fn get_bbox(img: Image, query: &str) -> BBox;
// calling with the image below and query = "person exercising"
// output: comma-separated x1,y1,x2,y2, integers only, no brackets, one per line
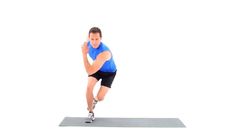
81,27,117,123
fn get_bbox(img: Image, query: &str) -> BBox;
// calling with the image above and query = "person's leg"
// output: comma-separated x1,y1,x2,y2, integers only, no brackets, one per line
95,71,116,102
95,86,110,101
86,77,98,112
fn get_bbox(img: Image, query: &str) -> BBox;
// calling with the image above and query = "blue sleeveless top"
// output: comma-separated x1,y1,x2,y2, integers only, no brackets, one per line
88,41,117,72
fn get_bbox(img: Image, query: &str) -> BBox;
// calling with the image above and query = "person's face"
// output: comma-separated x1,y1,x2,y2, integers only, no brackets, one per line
89,33,101,48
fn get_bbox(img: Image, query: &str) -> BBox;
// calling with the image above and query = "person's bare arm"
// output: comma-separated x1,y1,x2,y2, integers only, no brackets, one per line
81,42,111,75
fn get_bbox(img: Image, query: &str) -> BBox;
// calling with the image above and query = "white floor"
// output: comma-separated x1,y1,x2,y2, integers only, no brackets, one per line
1,1,236,133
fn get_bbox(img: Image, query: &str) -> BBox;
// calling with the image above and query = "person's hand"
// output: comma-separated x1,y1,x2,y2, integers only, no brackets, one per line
81,41,89,55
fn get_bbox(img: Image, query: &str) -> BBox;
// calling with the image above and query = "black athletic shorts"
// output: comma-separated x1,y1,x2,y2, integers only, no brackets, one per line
88,70,117,88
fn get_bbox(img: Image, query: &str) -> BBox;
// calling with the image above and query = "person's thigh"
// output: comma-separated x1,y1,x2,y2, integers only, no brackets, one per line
87,76,98,90
100,71,116,88
96,86,110,101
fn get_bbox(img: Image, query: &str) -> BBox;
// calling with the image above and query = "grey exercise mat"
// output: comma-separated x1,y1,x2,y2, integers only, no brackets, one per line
59,117,185,127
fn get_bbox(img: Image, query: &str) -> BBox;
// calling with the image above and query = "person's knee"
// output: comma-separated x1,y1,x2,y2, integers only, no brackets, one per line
97,95,105,101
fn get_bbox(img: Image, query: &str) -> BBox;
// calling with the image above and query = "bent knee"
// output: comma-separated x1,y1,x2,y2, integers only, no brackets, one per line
97,96,105,101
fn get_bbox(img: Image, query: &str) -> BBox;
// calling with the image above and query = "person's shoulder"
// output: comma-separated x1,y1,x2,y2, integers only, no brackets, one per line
101,42,110,49
98,50,111,61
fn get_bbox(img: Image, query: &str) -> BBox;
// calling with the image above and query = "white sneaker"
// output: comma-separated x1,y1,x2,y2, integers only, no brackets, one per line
85,112,95,123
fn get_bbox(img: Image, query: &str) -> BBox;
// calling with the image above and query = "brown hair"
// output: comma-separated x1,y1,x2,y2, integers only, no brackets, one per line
89,27,102,37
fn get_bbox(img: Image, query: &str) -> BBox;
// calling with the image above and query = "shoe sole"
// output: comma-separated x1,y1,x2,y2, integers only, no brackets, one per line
85,118,95,123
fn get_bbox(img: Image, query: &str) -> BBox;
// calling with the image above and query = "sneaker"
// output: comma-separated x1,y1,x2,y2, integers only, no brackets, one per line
85,112,95,123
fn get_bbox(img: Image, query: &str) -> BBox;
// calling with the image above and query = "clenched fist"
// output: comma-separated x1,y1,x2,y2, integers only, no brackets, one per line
81,41,89,55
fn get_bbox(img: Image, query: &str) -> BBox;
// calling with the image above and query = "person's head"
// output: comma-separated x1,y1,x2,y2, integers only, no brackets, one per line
88,27,102,48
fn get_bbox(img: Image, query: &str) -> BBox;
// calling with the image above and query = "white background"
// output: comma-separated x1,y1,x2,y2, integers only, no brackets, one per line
0,0,236,133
